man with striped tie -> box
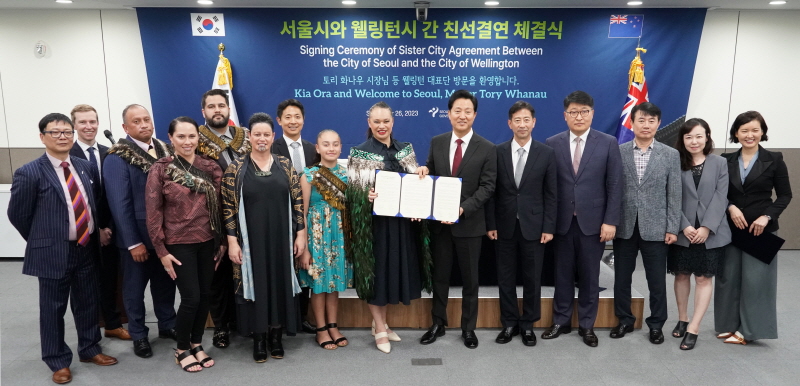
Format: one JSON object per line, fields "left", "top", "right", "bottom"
{"left": 8, "top": 113, "right": 117, "bottom": 384}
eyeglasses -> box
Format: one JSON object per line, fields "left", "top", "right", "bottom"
{"left": 512, "top": 118, "right": 533, "bottom": 124}
{"left": 43, "top": 130, "right": 75, "bottom": 138}
{"left": 565, "top": 109, "right": 593, "bottom": 118}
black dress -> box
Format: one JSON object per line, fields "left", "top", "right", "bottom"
{"left": 357, "top": 138, "right": 423, "bottom": 306}
{"left": 236, "top": 161, "right": 299, "bottom": 334}
{"left": 667, "top": 162, "right": 723, "bottom": 277}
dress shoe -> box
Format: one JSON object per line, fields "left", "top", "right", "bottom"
{"left": 521, "top": 329, "right": 537, "bottom": 346}
{"left": 104, "top": 327, "right": 131, "bottom": 340}
{"left": 462, "top": 330, "right": 479, "bottom": 349}
{"left": 609, "top": 323, "right": 634, "bottom": 339}
{"left": 301, "top": 320, "right": 317, "bottom": 334}
{"left": 680, "top": 332, "right": 698, "bottom": 350}
{"left": 672, "top": 321, "right": 688, "bottom": 338}
{"left": 649, "top": 329, "right": 665, "bottom": 344}
{"left": 541, "top": 324, "right": 571, "bottom": 339}
{"left": 268, "top": 327, "right": 284, "bottom": 359}
{"left": 212, "top": 327, "right": 230, "bottom": 349}
{"left": 133, "top": 338, "right": 153, "bottom": 358}
{"left": 253, "top": 333, "right": 268, "bottom": 363}
{"left": 495, "top": 326, "right": 519, "bottom": 344}
{"left": 79, "top": 353, "right": 118, "bottom": 366}
{"left": 420, "top": 324, "right": 445, "bottom": 345}
{"left": 158, "top": 328, "right": 177, "bottom": 341}
{"left": 579, "top": 327, "right": 598, "bottom": 347}
{"left": 52, "top": 367, "right": 71, "bottom": 384}
{"left": 374, "top": 332, "right": 391, "bottom": 353}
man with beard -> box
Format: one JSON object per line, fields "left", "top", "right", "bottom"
{"left": 197, "top": 89, "right": 250, "bottom": 348}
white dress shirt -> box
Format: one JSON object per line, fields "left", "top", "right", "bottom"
{"left": 284, "top": 134, "right": 306, "bottom": 171}
{"left": 449, "top": 129, "right": 474, "bottom": 173}
{"left": 510, "top": 138, "right": 532, "bottom": 177}
{"left": 75, "top": 140, "right": 102, "bottom": 175}
{"left": 129, "top": 136, "right": 154, "bottom": 153}
{"left": 569, "top": 128, "right": 590, "bottom": 161}
{"left": 47, "top": 152, "right": 94, "bottom": 241}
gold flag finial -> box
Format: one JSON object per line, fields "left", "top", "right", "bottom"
{"left": 218, "top": 43, "right": 225, "bottom": 54}
{"left": 628, "top": 47, "right": 647, "bottom": 85}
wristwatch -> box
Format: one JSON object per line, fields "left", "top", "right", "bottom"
{"left": 764, "top": 215, "right": 772, "bottom": 221}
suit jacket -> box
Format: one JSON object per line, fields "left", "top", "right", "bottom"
{"left": 723, "top": 146, "right": 792, "bottom": 233}
{"left": 545, "top": 129, "right": 623, "bottom": 236}
{"left": 8, "top": 154, "right": 100, "bottom": 279}
{"left": 272, "top": 136, "right": 316, "bottom": 167}
{"left": 485, "top": 139, "right": 557, "bottom": 241}
{"left": 675, "top": 154, "right": 731, "bottom": 249}
{"left": 617, "top": 140, "right": 682, "bottom": 241}
{"left": 103, "top": 144, "right": 157, "bottom": 250}
{"left": 426, "top": 131, "right": 497, "bottom": 238}
{"left": 70, "top": 142, "right": 113, "bottom": 230}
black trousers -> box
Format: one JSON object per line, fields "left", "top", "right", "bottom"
{"left": 39, "top": 241, "right": 101, "bottom": 372}
{"left": 431, "top": 228, "right": 482, "bottom": 331}
{"left": 613, "top": 222, "right": 669, "bottom": 330}
{"left": 496, "top": 220, "right": 545, "bottom": 329}
{"left": 208, "top": 256, "right": 237, "bottom": 329}
{"left": 168, "top": 240, "right": 216, "bottom": 350}
{"left": 95, "top": 244, "right": 122, "bottom": 330}
{"left": 553, "top": 216, "right": 605, "bottom": 329}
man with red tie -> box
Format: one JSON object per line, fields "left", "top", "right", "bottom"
{"left": 8, "top": 113, "right": 117, "bottom": 384}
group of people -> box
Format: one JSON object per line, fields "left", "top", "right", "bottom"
{"left": 8, "top": 88, "right": 791, "bottom": 384}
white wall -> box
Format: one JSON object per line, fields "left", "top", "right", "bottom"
{"left": 0, "top": 9, "right": 150, "bottom": 149}
{"left": 686, "top": 9, "right": 800, "bottom": 149}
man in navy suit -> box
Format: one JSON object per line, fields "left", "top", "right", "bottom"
{"left": 69, "top": 104, "right": 130, "bottom": 341}
{"left": 486, "top": 100, "right": 557, "bottom": 347}
{"left": 8, "top": 113, "right": 117, "bottom": 384}
{"left": 271, "top": 98, "right": 317, "bottom": 334}
{"left": 104, "top": 104, "right": 176, "bottom": 358}
{"left": 542, "top": 91, "right": 623, "bottom": 347}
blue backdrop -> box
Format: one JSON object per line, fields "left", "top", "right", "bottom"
{"left": 137, "top": 7, "right": 705, "bottom": 162}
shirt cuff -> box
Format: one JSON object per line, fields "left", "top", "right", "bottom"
{"left": 128, "top": 242, "right": 143, "bottom": 250}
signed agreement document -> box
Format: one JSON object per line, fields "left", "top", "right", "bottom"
{"left": 372, "top": 171, "right": 461, "bottom": 222}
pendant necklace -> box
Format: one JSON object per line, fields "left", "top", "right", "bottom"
{"left": 175, "top": 156, "right": 195, "bottom": 188}
{"left": 251, "top": 156, "right": 272, "bottom": 177}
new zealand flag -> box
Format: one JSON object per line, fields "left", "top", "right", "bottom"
{"left": 609, "top": 15, "right": 644, "bottom": 38}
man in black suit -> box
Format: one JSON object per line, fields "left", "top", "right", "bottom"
{"left": 419, "top": 90, "right": 497, "bottom": 349}
{"left": 68, "top": 104, "right": 131, "bottom": 342}
{"left": 271, "top": 98, "right": 317, "bottom": 334}
{"left": 486, "top": 101, "right": 557, "bottom": 347}
{"left": 542, "top": 91, "right": 623, "bottom": 347}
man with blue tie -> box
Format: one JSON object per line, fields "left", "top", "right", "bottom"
{"left": 104, "top": 104, "right": 177, "bottom": 358}
{"left": 8, "top": 113, "right": 118, "bottom": 384}
{"left": 69, "top": 104, "right": 131, "bottom": 342}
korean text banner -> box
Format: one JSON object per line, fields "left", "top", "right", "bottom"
{"left": 137, "top": 8, "right": 705, "bottom": 160}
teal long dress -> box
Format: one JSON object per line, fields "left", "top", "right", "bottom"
{"left": 298, "top": 165, "right": 353, "bottom": 293}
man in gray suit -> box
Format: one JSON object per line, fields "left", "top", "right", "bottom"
{"left": 612, "top": 102, "right": 682, "bottom": 344}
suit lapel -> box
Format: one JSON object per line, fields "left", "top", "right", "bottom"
{"left": 638, "top": 142, "right": 661, "bottom": 186}
{"left": 39, "top": 155, "right": 69, "bottom": 213}
{"left": 575, "top": 131, "right": 598, "bottom": 181}
{"left": 456, "top": 135, "right": 480, "bottom": 177}
{"left": 520, "top": 142, "right": 541, "bottom": 187}
{"left": 683, "top": 169, "right": 699, "bottom": 201}
{"left": 557, "top": 133, "right": 574, "bottom": 180}
{"left": 500, "top": 141, "right": 515, "bottom": 186}
{"left": 70, "top": 143, "right": 87, "bottom": 160}
{"left": 743, "top": 148, "right": 771, "bottom": 188}
{"left": 621, "top": 142, "right": 637, "bottom": 185}
{"left": 727, "top": 151, "right": 744, "bottom": 194}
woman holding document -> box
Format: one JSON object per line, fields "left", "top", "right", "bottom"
{"left": 715, "top": 111, "right": 792, "bottom": 345}
{"left": 347, "top": 101, "right": 432, "bottom": 353}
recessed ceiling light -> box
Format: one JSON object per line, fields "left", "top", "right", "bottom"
{"left": 55, "top": 0, "right": 73, "bottom": 3}
{"left": 485, "top": 1, "right": 500, "bottom": 5}
{"left": 197, "top": 0, "right": 214, "bottom": 5}
{"left": 628, "top": 1, "right": 643, "bottom": 5}
{"left": 769, "top": 1, "right": 787, "bottom": 4}
{"left": 342, "top": 0, "right": 357, "bottom": 5}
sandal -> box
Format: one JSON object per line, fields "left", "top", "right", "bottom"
{"left": 680, "top": 332, "right": 698, "bottom": 350}
{"left": 315, "top": 326, "right": 337, "bottom": 350}
{"left": 724, "top": 332, "right": 747, "bottom": 345}
{"left": 212, "top": 327, "right": 229, "bottom": 349}
{"left": 716, "top": 332, "right": 734, "bottom": 339}
{"left": 189, "top": 345, "right": 214, "bottom": 368}
{"left": 371, "top": 320, "right": 400, "bottom": 342}
{"left": 672, "top": 321, "right": 688, "bottom": 338}
{"left": 327, "top": 323, "right": 348, "bottom": 347}
{"left": 375, "top": 332, "right": 391, "bottom": 353}
{"left": 174, "top": 349, "right": 202, "bottom": 372}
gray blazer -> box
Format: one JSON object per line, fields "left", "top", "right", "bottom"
{"left": 674, "top": 154, "right": 731, "bottom": 248}
{"left": 617, "top": 140, "right": 682, "bottom": 241}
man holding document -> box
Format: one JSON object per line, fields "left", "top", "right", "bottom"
{"left": 486, "top": 101, "right": 557, "bottom": 347}
{"left": 418, "top": 90, "right": 497, "bottom": 349}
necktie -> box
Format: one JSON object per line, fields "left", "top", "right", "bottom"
{"left": 87, "top": 146, "right": 99, "bottom": 173}
{"left": 514, "top": 148, "right": 526, "bottom": 188}
{"left": 61, "top": 162, "right": 90, "bottom": 246}
{"left": 573, "top": 137, "right": 582, "bottom": 175}
{"left": 290, "top": 141, "right": 303, "bottom": 173}
{"left": 452, "top": 138, "right": 464, "bottom": 175}
{"left": 147, "top": 145, "right": 157, "bottom": 158}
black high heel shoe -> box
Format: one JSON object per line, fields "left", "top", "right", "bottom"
{"left": 253, "top": 333, "right": 268, "bottom": 363}
{"left": 672, "top": 321, "right": 688, "bottom": 338}
{"left": 680, "top": 332, "right": 698, "bottom": 350}
{"left": 269, "top": 327, "right": 284, "bottom": 359}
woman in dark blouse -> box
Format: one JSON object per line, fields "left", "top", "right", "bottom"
{"left": 146, "top": 116, "right": 223, "bottom": 372}
{"left": 715, "top": 111, "right": 792, "bottom": 345}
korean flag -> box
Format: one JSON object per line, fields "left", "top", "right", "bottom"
{"left": 191, "top": 13, "right": 225, "bottom": 36}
